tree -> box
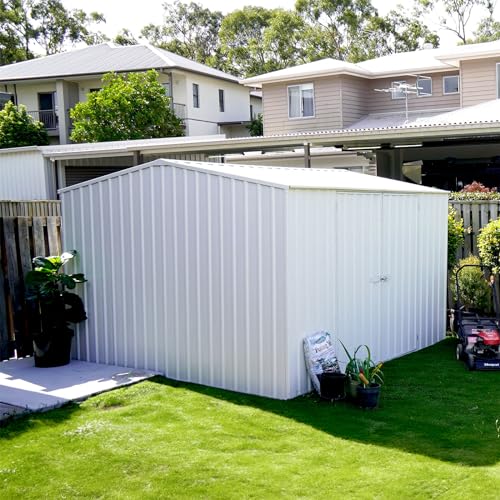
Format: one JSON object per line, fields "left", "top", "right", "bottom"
{"left": 114, "top": 29, "right": 138, "bottom": 46}
{"left": 30, "top": 0, "right": 107, "bottom": 55}
{"left": 419, "top": 0, "right": 490, "bottom": 44}
{"left": 0, "top": 0, "right": 36, "bottom": 63}
{"left": 70, "top": 70, "right": 184, "bottom": 143}
{"left": 295, "top": 0, "right": 376, "bottom": 61}
{"left": 142, "top": 1, "right": 223, "bottom": 68}
{"left": 0, "top": 101, "right": 48, "bottom": 148}
{"left": 0, "top": 0, "right": 106, "bottom": 65}
{"left": 349, "top": 5, "right": 439, "bottom": 61}
{"left": 220, "top": 7, "right": 309, "bottom": 77}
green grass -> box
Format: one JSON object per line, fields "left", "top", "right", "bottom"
{"left": 1, "top": 338, "right": 499, "bottom": 499}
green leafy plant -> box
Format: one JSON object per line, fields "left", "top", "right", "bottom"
{"left": 25, "top": 250, "right": 87, "bottom": 364}
{"left": 26, "top": 250, "right": 86, "bottom": 301}
{"left": 451, "top": 255, "right": 492, "bottom": 314}
{"left": 339, "top": 341, "right": 383, "bottom": 387}
{"left": 448, "top": 206, "right": 464, "bottom": 270}
{"left": 0, "top": 101, "right": 49, "bottom": 149}
{"left": 247, "top": 113, "right": 263, "bottom": 136}
{"left": 70, "top": 70, "right": 184, "bottom": 143}
{"left": 478, "top": 218, "right": 500, "bottom": 275}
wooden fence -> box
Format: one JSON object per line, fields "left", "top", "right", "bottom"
{"left": 450, "top": 200, "right": 500, "bottom": 258}
{"left": 0, "top": 200, "right": 61, "bottom": 217}
{"left": 0, "top": 216, "right": 62, "bottom": 360}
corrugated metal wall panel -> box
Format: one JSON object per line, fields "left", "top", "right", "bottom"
{"left": 287, "top": 190, "right": 448, "bottom": 397}
{"left": 61, "top": 163, "right": 290, "bottom": 399}
{"left": 286, "top": 190, "right": 339, "bottom": 398}
{"left": 0, "top": 150, "right": 50, "bottom": 199}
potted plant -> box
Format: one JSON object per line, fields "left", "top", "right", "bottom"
{"left": 355, "top": 345, "right": 384, "bottom": 409}
{"left": 318, "top": 359, "right": 346, "bottom": 401}
{"left": 339, "top": 341, "right": 362, "bottom": 399}
{"left": 25, "top": 250, "right": 87, "bottom": 367}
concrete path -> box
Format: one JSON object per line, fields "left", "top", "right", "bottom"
{"left": 0, "top": 357, "right": 157, "bottom": 421}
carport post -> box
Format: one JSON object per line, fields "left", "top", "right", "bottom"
{"left": 375, "top": 148, "right": 403, "bottom": 180}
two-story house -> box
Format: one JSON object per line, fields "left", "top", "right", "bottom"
{"left": 0, "top": 43, "right": 260, "bottom": 144}
{"left": 239, "top": 40, "right": 500, "bottom": 187}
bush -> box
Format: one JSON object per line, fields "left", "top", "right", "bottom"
{"left": 461, "top": 181, "right": 497, "bottom": 193}
{"left": 478, "top": 218, "right": 500, "bottom": 274}
{"left": 448, "top": 206, "right": 464, "bottom": 270}
{"left": 0, "top": 102, "right": 49, "bottom": 148}
{"left": 451, "top": 255, "right": 492, "bottom": 313}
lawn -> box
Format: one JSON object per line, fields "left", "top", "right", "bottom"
{"left": 0, "top": 338, "right": 499, "bottom": 499}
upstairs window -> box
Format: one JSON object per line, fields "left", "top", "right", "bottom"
{"left": 391, "top": 81, "right": 406, "bottom": 99}
{"left": 417, "top": 76, "right": 432, "bottom": 96}
{"left": 218, "top": 89, "right": 225, "bottom": 112}
{"left": 193, "top": 83, "right": 199, "bottom": 108}
{"left": 443, "top": 75, "right": 459, "bottom": 94}
{"left": 288, "top": 83, "right": 314, "bottom": 118}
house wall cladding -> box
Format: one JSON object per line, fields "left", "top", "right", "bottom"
{"left": 461, "top": 57, "right": 500, "bottom": 107}
{"left": 60, "top": 160, "right": 448, "bottom": 400}
{"left": 367, "top": 72, "right": 461, "bottom": 114}
{"left": 263, "top": 77, "right": 342, "bottom": 135}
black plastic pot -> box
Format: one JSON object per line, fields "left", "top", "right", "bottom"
{"left": 356, "top": 383, "right": 381, "bottom": 409}
{"left": 319, "top": 372, "right": 347, "bottom": 400}
{"left": 33, "top": 330, "right": 73, "bottom": 367}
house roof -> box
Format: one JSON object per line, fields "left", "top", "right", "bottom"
{"left": 0, "top": 43, "right": 239, "bottom": 83}
{"left": 58, "top": 158, "right": 446, "bottom": 194}
{"left": 242, "top": 40, "right": 500, "bottom": 87}
{"left": 348, "top": 99, "right": 500, "bottom": 130}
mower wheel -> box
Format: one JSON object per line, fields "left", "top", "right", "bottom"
{"left": 456, "top": 343, "right": 464, "bottom": 361}
{"left": 466, "top": 354, "right": 475, "bottom": 371}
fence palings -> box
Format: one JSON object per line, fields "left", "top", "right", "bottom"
{"left": 450, "top": 200, "right": 500, "bottom": 259}
{"left": 0, "top": 201, "right": 61, "bottom": 217}
{"left": 0, "top": 216, "right": 62, "bottom": 360}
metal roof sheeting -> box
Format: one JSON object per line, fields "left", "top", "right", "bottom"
{"left": 58, "top": 159, "right": 447, "bottom": 194}
{"left": 0, "top": 43, "right": 239, "bottom": 83}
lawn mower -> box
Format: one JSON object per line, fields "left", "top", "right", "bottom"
{"left": 454, "top": 264, "right": 500, "bottom": 371}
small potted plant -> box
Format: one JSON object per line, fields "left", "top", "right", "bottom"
{"left": 339, "top": 341, "right": 362, "bottom": 399}
{"left": 355, "top": 345, "right": 384, "bottom": 409}
{"left": 318, "top": 358, "right": 346, "bottom": 401}
{"left": 25, "top": 250, "right": 87, "bottom": 367}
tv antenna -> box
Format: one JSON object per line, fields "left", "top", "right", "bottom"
{"left": 374, "top": 76, "right": 431, "bottom": 123}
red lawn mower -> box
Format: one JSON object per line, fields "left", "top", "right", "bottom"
{"left": 454, "top": 264, "right": 500, "bottom": 370}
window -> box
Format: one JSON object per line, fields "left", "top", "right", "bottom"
{"left": 192, "top": 83, "right": 199, "bottom": 108}
{"left": 288, "top": 83, "right": 314, "bottom": 118}
{"left": 391, "top": 81, "right": 406, "bottom": 99}
{"left": 162, "top": 83, "right": 171, "bottom": 97}
{"left": 89, "top": 88, "right": 101, "bottom": 93}
{"left": 443, "top": 75, "right": 459, "bottom": 95}
{"left": 417, "top": 76, "right": 432, "bottom": 96}
{"left": 250, "top": 104, "right": 254, "bottom": 119}
{"left": 218, "top": 89, "right": 225, "bottom": 112}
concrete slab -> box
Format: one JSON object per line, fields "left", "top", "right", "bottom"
{"left": 0, "top": 357, "right": 157, "bottom": 420}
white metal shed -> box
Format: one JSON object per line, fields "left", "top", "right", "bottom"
{"left": 59, "top": 159, "right": 448, "bottom": 400}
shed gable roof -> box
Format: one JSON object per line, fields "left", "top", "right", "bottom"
{"left": 58, "top": 159, "right": 447, "bottom": 194}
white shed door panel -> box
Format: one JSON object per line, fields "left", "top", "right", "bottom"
{"left": 335, "top": 193, "right": 385, "bottom": 361}
{"left": 335, "top": 193, "right": 420, "bottom": 364}
{"left": 380, "top": 194, "right": 419, "bottom": 360}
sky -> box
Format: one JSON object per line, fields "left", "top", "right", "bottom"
{"left": 62, "top": 0, "right": 493, "bottom": 49}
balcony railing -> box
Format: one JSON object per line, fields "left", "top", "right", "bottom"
{"left": 173, "top": 102, "right": 186, "bottom": 120}
{"left": 27, "top": 110, "right": 58, "bottom": 130}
